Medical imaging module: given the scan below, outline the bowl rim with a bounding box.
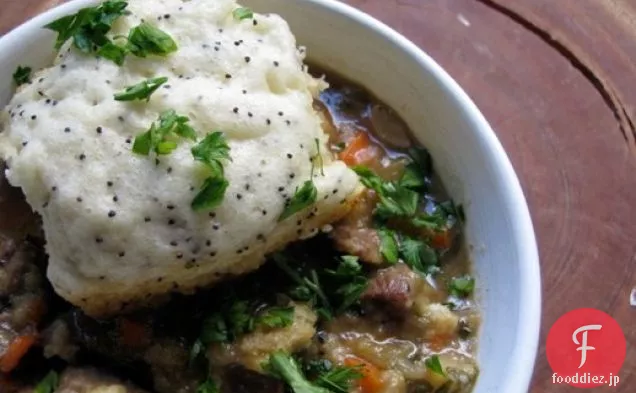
[0,0,542,392]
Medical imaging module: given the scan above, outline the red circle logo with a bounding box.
[546,308,625,388]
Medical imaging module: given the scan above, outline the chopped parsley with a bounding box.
[264,352,362,393]
[274,253,368,318]
[425,355,446,377]
[114,76,168,101]
[399,162,426,191]
[132,110,197,156]
[198,303,295,344]
[232,7,254,20]
[34,370,59,393]
[127,22,178,57]
[191,132,231,178]
[190,132,232,211]
[352,165,419,220]
[191,176,230,211]
[377,229,398,264]
[12,65,31,86]
[44,0,129,64]
[196,377,220,393]
[96,41,128,65]
[279,180,318,221]
[399,237,438,276]
[449,275,475,297]
[257,306,295,329]
[279,140,325,221]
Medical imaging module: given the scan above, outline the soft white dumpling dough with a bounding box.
[0,0,361,316]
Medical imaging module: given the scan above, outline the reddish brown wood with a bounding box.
[2,1,636,392]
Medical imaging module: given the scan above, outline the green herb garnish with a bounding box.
[425,355,446,377]
[279,180,318,221]
[264,352,361,393]
[257,306,295,329]
[132,109,197,156]
[449,275,475,298]
[196,377,220,393]
[34,370,59,393]
[44,0,129,64]
[352,165,419,219]
[191,132,232,177]
[96,41,128,65]
[127,22,178,57]
[399,237,438,276]
[12,65,32,86]
[191,176,230,211]
[378,229,398,264]
[114,76,168,101]
[190,132,232,211]
[232,7,254,20]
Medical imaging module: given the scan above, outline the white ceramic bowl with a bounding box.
[0,1,541,392]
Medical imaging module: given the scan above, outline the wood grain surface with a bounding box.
[2,1,636,392]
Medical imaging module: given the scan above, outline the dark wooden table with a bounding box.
[2,1,636,392]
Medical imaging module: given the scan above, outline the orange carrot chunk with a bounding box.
[0,334,36,373]
[344,356,384,393]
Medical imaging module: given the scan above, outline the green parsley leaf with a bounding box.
[191,132,231,178]
[96,41,128,65]
[352,165,419,220]
[196,377,220,393]
[34,370,59,393]
[257,306,295,329]
[132,110,197,156]
[200,312,228,344]
[378,229,398,264]
[44,1,129,63]
[114,76,168,101]
[191,176,229,211]
[279,180,318,221]
[399,162,426,191]
[399,237,438,276]
[351,165,383,190]
[127,22,178,57]
[314,364,363,393]
[335,276,368,313]
[411,212,446,231]
[326,255,362,278]
[232,7,254,20]
[264,352,331,393]
[375,181,419,219]
[12,65,32,86]
[227,300,255,337]
[449,275,475,298]
[425,355,446,377]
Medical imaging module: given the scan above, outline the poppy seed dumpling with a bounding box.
[0,0,362,317]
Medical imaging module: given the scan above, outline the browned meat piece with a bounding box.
[361,264,419,316]
[222,365,284,393]
[331,189,384,264]
[0,236,48,370]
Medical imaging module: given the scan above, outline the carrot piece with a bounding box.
[339,132,371,166]
[118,319,149,348]
[428,334,452,352]
[344,356,384,393]
[0,334,36,373]
[430,229,452,250]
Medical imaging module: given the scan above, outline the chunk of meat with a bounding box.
[41,319,79,362]
[0,236,48,372]
[222,365,284,393]
[361,264,419,317]
[208,303,317,371]
[331,190,383,264]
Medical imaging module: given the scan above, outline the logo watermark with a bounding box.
[546,308,626,388]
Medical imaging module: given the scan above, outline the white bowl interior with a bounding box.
[0,1,541,392]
